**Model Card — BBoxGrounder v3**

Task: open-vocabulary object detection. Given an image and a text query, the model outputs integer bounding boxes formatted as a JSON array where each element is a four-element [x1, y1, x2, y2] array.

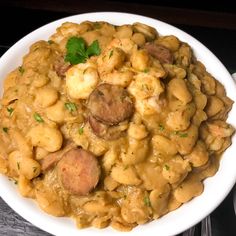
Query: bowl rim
[[0, 11, 236, 236]]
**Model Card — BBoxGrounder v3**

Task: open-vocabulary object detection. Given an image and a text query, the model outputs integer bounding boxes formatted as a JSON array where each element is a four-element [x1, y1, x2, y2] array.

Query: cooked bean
[[34, 86, 58, 108], [133, 22, 157, 41], [28, 125, 63, 152]]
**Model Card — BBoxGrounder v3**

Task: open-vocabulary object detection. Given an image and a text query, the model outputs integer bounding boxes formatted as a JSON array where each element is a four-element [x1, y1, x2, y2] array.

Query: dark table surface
[[0, 3, 236, 236]]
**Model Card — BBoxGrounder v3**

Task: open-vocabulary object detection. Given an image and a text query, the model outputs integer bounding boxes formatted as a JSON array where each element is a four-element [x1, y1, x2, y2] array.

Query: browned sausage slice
[[40, 143, 76, 172], [144, 43, 173, 64], [57, 148, 100, 195], [87, 83, 134, 125], [54, 56, 71, 78], [88, 115, 125, 140]]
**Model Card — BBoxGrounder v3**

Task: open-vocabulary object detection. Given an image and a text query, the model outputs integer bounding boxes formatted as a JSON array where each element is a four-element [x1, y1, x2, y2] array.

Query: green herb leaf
[[34, 113, 44, 123], [48, 40, 54, 44], [2, 127, 8, 133], [18, 66, 25, 74], [173, 131, 188, 138], [14, 180, 18, 185], [67, 37, 87, 56], [64, 102, 77, 112], [109, 50, 114, 58], [143, 68, 149, 73], [164, 164, 170, 171], [143, 196, 151, 207], [65, 37, 101, 65], [65, 52, 87, 65], [86, 40, 101, 57], [17, 162, 20, 170], [7, 107, 14, 116], [79, 127, 84, 135], [159, 124, 165, 131]]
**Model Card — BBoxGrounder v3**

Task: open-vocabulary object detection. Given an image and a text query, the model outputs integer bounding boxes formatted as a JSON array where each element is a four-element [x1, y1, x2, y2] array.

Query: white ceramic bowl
[[0, 12, 235, 236]]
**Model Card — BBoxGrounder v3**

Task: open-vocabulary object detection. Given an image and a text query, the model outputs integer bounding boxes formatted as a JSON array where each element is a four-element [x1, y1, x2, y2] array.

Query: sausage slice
[[41, 143, 76, 172], [57, 148, 100, 195], [88, 115, 125, 140], [144, 43, 173, 64], [54, 56, 71, 78], [87, 83, 134, 125]]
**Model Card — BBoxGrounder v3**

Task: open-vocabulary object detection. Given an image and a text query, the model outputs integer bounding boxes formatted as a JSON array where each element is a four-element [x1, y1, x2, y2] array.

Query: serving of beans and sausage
[[0, 20, 234, 231]]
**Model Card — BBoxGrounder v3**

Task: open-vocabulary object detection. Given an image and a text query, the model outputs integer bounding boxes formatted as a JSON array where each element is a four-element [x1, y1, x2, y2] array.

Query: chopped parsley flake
[[173, 131, 188, 138], [17, 162, 20, 170], [64, 102, 77, 112], [109, 50, 113, 58], [79, 126, 84, 135], [34, 113, 44, 123], [48, 40, 54, 44], [143, 68, 149, 73], [2, 127, 8, 133], [164, 164, 170, 171], [159, 124, 165, 131], [143, 196, 151, 207], [7, 107, 14, 116], [18, 66, 25, 74]]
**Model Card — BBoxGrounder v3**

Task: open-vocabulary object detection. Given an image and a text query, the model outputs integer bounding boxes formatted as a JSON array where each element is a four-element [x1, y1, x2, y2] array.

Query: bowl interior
[[0, 12, 236, 236]]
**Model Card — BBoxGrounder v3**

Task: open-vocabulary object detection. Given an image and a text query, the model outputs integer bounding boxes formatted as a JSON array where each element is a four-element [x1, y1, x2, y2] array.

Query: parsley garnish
[[159, 124, 165, 131], [109, 50, 113, 58], [18, 66, 24, 74], [173, 131, 188, 138], [34, 113, 44, 123], [143, 68, 149, 73], [65, 37, 101, 65], [143, 196, 151, 207], [17, 162, 20, 170], [7, 107, 14, 116], [79, 126, 84, 135], [48, 40, 54, 44], [64, 102, 77, 112], [2, 127, 8, 133], [164, 164, 170, 171]]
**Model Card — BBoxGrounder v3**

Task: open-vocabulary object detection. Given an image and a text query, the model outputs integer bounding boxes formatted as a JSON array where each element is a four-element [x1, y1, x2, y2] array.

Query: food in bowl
[[0, 20, 234, 231]]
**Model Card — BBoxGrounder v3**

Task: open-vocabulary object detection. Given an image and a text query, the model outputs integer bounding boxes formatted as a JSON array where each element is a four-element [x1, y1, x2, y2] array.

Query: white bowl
[[0, 12, 235, 236]]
